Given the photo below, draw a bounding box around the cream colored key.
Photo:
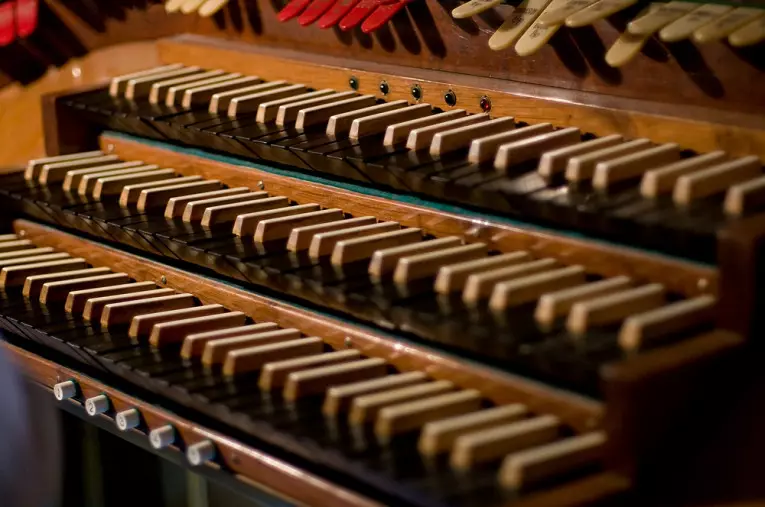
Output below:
[288,217,377,252]
[605,30,652,67]
[183,192,272,223]
[260,349,361,390]
[231,203,320,235]
[673,156,761,206]
[693,7,764,43]
[537,0,596,26]
[202,328,299,365]
[430,117,515,156]
[101,293,196,328]
[0,247,54,261]
[0,234,18,242]
[228,83,308,117]
[0,253,70,269]
[256,89,336,123]
[494,127,581,172]
[376,390,482,443]
[592,143,680,190]
[567,283,664,335]
[254,209,344,243]
[66,281,157,314]
[463,258,557,305]
[395,243,487,286]
[199,0,230,16]
[565,0,637,26]
[451,415,560,470]
[78,165,161,196]
[138,180,221,212]
[419,404,528,457]
[452,0,501,18]
[165,188,250,219]
[725,175,765,217]
[566,139,651,182]
[296,95,377,130]
[26,151,104,180]
[309,222,399,260]
[515,0,570,57]
[120,177,203,207]
[182,75,260,109]
[323,372,428,416]
[145,69,219,103]
[370,237,462,280]
[331,228,422,266]
[149,311,247,348]
[94,169,176,199]
[277,92,358,126]
[1,258,88,288]
[628,1,698,35]
[640,151,726,198]
[23,267,112,299]
[181,0,207,14]
[619,295,715,352]
[538,135,622,178]
[224,337,325,378]
[407,114,489,151]
[327,101,408,138]
[489,265,586,311]
[165,0,186,11]
[350,103,432,140]
[284,358,387,401]
[181,322,281,359]
[42,273,131,304]
[83,288,175,321]
[728,15,765,46]
[435,251,532,295]
[499,432,606,489]
[63,161,146,192]
[163,73,233,106]
[211,82,295,114]
[384,110,465,147]
[489,0,553,50]
[349,380,454,425]
[659,3,732,41]
[535,277,632,326]
[109,64,184,96]
[0,240,35,254]
[125,67,204,100]
[469,123,553,164]
[40,155,121,184]
[129,304,223,339]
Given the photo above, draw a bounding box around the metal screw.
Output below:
[410,84,422,101]
[17,230,26,237]
[106,144,115,154]
[160,276,167,284]
[379,80,389,95]
[444,90,457,107]
[257,180,264,190]
[697,278,709,291]
[479,95,492,113]
[349,76,359,91]
[344,337,353,349]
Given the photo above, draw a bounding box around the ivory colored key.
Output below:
[384,110,466,147]
[434,251,532,295]
[125,66,204,100]
[565,0,638,27]
[231,203,320,235]
[693,7,764,43]
[674,156,762,206]
[109,64,184,96]
[259,349,361,390]
[210,82,293,114]
[419,404,529,456]
[488,0,554,50]
[350,380,455,425]
[23,267,112,299]
[495,128,581,172]
[165,0,186,11]
[83,288,175,321]
[296,95,377,130]
[78,165,161,196]
[0,240,35,254]
[228,83,308,117]
[276,92,358,126]
[538,0,597,26]
[0,253,70,268]
[39,155,121,184]
[514,0,571,57]
[592,143,680,190]
[331,228,422,266]
[728,15,765,46]
[309,222,399,259]
[223,337,325,378]
[489,265,586,311]
[725,175,765,216]
[605,23,655,67]
[451,415,561,470]
[628,1,698,35]
[566,139,651,182]
[369,236,462,280]
[166,74,240,107]
[43,274,132,305]
[165,188,250,219]
[567,283,665,335]
[659,3,732,41]
[1,258,88,288]
[284,358,387,401]
[26,151,104,181]
[93,169,176,199]
[327,101,408,138]
[395,243,487,286]
[254,209,344,243]
[431,117,515,156]
[0,247,54,261]
[407,114,489,151]
[452,0,501,18]
[499,432,606,489]
[256,89,336,123]
[199,0,229,16]
[137,180,221,212]
[323,372,428,416]
[129,304,224,339]
[120,177,203,207]
[100,293,196,328]
[0,234,18,242]
[181,322,281,359]
[202,328,300,366]
[66,281,157,313]
[181,75,260,109]
[181,0,207,13]
[183,192,273,223]
[376,390,482,442]
[63,161,146,192]
[538,135,622,178]
[350,103,432,140]
[156,71,229,105]
[469,123,554,164]
[463,258,557,305]
[288,217,377,252]
[619,295,715,351]
[640,151,726,198]
[149,311,247,348]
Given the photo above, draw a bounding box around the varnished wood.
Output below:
[181,323,281,359]
[323,372,428,416]
[283,358,387,401]
[65,281,157,313]
[202,328,299,366]
[224,338,324,377]
[149,311,247,348]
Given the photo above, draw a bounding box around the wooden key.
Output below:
[394,243,487,286]
[407,114,489,151]
[277,92,358,126]
[254,209,344,243]
[640,151,726,198]
[350,103,432,140]
[489,265,586,311]
[83,288,175,321]
[288,217,377,252]
[462,258,557,305]
[488,0,553,50]
[565,0,637,27]
[419,404,528,457]
[659,3,732,41]
[40,155,121,184]
[499,432,605,490]
[93,169,176,199]
[165,188,250,219]
[323,372,428,416]
[183,192,272,223]
[23,267,111,299]
[0,247,54,261]
[284,358,387,401]
[26,151,104,181]
[327,101,408,138]
[66,281,157,314]
[469,123,553,164]
[693,7,764,43]
[125,67,204,100]
[256,89,336,123]
[62,161,146,192]
[435,251,531,295]
[223,337,325,378]
[145,69,221,103]
[260,349,362,390]
[565,139,651,182]
[0,253,71,269]
[628,1,698,35]
[181,75,259,109]
[725,174,765,216]
[728,15,765,46]
[370,236,462,280]
[537,0,596,26]
[619,295,715,351]
[349,380,454,425]
[231,203,320,235]
[202,328,299,365]
[211,82,295,114]
[101,293,196,328]
[129,304,224,339]
[78,165,161,196]
[1,258,88,288]
[538,135,622,178]
[430,117,515,156]
[164,73,234,106]
[451,415,560,470]
[109,64,184,96]
[592,143,680,190]
[567,283,664,335]
[120,177,203,207]
[181,322,281,359]
[28,269,118,301]
[309,222,399,259]
[673,156,761,206]
[452,0,501,18]
[331,228,422,266]
[514,0,571,57]
[137,180,221,212]
[384,110,465,147]
[228,83,308,117]
[149,311,247,348]
[495,127,581,172]
[0,239,35,254]
[296,95,377,130]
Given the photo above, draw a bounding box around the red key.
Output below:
[0,2,15,46]
[277,0,313,22]
[361,0,410,33]
[337,0,378,31]
[298,0,338,25]
[15,0,37,37]
[317,0,360,28]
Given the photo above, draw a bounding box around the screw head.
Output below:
[379,80,389,95]
[444,90,457,107]
[257,180,265,190]
[349,76,359,90]
[479,95,492,112]
[410,84,422,101]
[160,276,167,284]
[344,336,353,348]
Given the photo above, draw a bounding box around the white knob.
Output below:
[149,425,176,450]
[53,381,77,401]
[115,409,140,431]
[85,395,109,416]
[187,440,216,466]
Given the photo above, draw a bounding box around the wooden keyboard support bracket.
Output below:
[42,85,105,158]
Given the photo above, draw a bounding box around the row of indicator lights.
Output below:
[0,0,38,47]
[54,380,217,466]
